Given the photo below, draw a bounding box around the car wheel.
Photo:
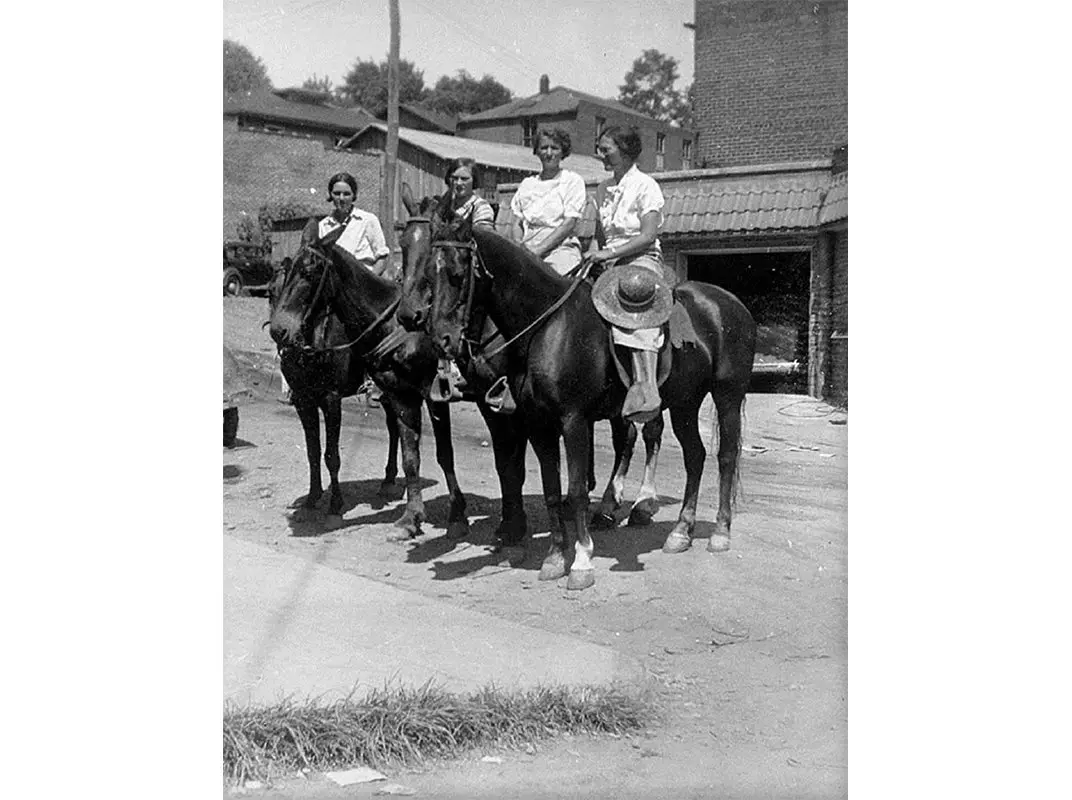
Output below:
[223,268,243,297]
[224,407,239,447]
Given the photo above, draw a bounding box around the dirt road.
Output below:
[223,297,847,798]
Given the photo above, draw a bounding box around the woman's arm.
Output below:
[587,210,658,264]
[530,217,578,259]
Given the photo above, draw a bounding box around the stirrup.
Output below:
[484,375,517,415]
[430,359,464,403]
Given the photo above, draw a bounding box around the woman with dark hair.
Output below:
[509,127,587,275]
[316,172,391,275]
[443,158,496,228]
[586,126,673,424]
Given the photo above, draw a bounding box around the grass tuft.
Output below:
[223,682,655,783]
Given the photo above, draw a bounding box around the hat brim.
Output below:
[592,264,675,330]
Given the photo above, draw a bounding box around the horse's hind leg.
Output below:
[708,388,746,553]
[563,414,596,591]
[592,415,635,529]
[663,401,706,554]
[292,397,323,516]
[322,393,345,526]
[427,400,470,539]
[379,396,401,496]
[628,414,664,527]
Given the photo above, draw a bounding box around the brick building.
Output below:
[458,75,696,174]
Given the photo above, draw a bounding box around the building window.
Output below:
[655,133,666,171]
[681,138,693,170]
[594,116,606,154]
[522,118,538,148]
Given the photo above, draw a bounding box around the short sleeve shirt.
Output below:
[318,208,390,263]
[452,194,496,228]
[597,165,665,256]
[510,169,587,249]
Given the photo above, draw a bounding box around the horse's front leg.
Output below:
[426,400,470,539]
[591,415,635,528]
[528,426,567,582]
[291,397,323,518]
[664,401,706,554]
[379,395,401,496]
[321,393,345,527]
[386,395,425,541]
[563,414,595,591]
[628,413,664,527]
[478,403,529,548]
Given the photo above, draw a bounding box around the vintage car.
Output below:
[223,240,275,296]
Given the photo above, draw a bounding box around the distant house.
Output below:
[378,103,459,136]
[340,122,607,219]
[457,75,696,174]
[223,88,381,255]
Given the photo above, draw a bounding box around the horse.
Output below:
[395,193,660,531]
[421,217,756,590]
[266,261,401,526]
[269,220,528,543]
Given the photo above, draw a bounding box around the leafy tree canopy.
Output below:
[301,74,335,95]
[336,57,428,116]
[424,70,513,116]
[223,39,272,96]
[618,48,692,127]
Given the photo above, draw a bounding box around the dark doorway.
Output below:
[687,250,811,393]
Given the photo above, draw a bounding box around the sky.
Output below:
[222,0,696,100]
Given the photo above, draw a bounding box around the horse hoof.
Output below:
[662,531,692,554]
[707,533,731,553]
[627,508,653,527]
[590,511,617,530]
[290,506,317,523]
[447,520,470,539]
[539,559,567,582]
[324,514,344,531]
[499,545,527,567]
[566,569,595,591]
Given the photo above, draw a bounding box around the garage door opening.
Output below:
[686,250,811,393]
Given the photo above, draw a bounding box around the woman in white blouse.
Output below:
[586,126,671,423]
[317,172,391,275]
[509,128,587,275]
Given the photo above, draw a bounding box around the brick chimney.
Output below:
[539,74,550,94]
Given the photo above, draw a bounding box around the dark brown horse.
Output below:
[267,261,400,526]
[421,218,756,590]
[269,221,529,543]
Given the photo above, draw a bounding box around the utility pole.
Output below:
[382,0,400,252]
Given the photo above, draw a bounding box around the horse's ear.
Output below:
[300,218,319,246]
[401,182,417,216]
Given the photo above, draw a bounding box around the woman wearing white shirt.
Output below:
[509,128,587,275]
[587,126,673,424]
[316,172,391,275]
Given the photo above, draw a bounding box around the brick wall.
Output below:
[223,116,382,242]
[826,227,848,405]
[693,0,848,167]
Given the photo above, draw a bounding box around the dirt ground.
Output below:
[223,297,848,799]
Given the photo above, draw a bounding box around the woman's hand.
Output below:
[585,248,618,265]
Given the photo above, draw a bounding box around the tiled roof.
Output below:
[818,172,847,224]
[223,90,377,133]
[460,85,667,127]
[342,123,609,181]
[496,162,834,237]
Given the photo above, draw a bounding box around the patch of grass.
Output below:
[223,682,655,783]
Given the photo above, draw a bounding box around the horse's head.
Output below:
[396,194,443,332]
[268,224,338,350]
[426,215,489,360]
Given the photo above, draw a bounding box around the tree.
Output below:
[618,49,691,127]
[337,57,427,116]
[223,39,272,96]
[424,70,513,116]
[301,74,334,95]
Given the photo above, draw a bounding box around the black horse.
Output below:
[420,218,756,590]
[269,221,528,543]
[267,262,400,526]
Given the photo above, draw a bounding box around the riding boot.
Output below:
[621,349,661,424]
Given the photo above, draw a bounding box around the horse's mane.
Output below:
[467,225,572,290]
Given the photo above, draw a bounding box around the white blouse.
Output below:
[597,164,665,256]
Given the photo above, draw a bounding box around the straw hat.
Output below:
[591,264,674,329]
